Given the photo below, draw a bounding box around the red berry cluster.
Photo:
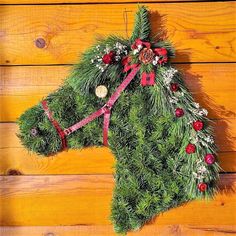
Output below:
[185,120,215,192]
[102,51,115,64]
[171,83,215,192]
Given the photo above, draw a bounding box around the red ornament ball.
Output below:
[197,182,207,192]
[204,154,215,165]
[193,120,204,131]
[102,51,115,64]
[175,108,184,117]
[185,143,196,154]
[170,83,179,92]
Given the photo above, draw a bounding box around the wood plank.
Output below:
[0,174,235,226]
[1,225,236,236]
[0,0,208,4]
[0,121,235,175]
[1,119,236,153]
[1,63,235,122]
[0,2,235,65]
[0,147,235,175]
[0,146,114,175]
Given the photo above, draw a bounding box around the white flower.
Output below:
[175,91,184,97]
[115,56,121,61]
[133,49,139,55]
[193,172,198,178]
[152,56,160,66]
[137,44,143,50]
[115,42,120,48]
[200,140,208,147]
[169,96,178,104]
[205,135,214,144]
[202,108,208,116]
[198,110,204,116]
[193,102,200,109]
[104,47,110,53]
[164,77,172,85]
[198,165,207,174]
[162,68,178,85]
[190,135,199,144]
[91,59,94,63]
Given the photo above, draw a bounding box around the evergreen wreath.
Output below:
[18,6,220,234]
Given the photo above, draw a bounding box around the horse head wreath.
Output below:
[18,6,220,234]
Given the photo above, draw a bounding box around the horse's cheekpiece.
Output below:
[17,6,220,234]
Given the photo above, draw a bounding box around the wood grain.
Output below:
[0,121,235,175]
[0,174,235,226]
[1,225,236,236]
[0,2,235,65]
[0,0,208,4]
[1,63,235,122]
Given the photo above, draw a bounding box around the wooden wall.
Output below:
[0,0,236,235]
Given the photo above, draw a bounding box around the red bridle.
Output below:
[41,66,140,150]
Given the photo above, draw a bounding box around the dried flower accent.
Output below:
[139,48,154,64]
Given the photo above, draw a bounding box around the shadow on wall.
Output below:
[149,11,236,196]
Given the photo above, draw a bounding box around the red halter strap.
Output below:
[41,66,140,150]
[41,100,67,150]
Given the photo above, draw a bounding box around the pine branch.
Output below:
[130,6,151,42]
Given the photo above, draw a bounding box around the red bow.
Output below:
[121,39,156,86]
[122,55,155,87]
[131,38,151,50]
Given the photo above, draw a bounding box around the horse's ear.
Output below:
[130,6,151,43]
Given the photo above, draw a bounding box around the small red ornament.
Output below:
[193,120,204,131]
[175,108,184,117]
[185,143,196,154]
[170,83,179,92]
[204,154,215,165]
[102,51,115,64]
[197,182,207,192]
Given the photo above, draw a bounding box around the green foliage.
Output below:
[17,5,220,235]
[130,6,151,43]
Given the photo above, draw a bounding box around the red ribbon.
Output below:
[123,59,155,86]
[41,67,140,150]
[41,100,67,150]
[141,71,155,86]
[123,39,156,86]
[131,38,151,50]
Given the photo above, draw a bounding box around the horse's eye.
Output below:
[95,85,108,98]
[30,127,39,137]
